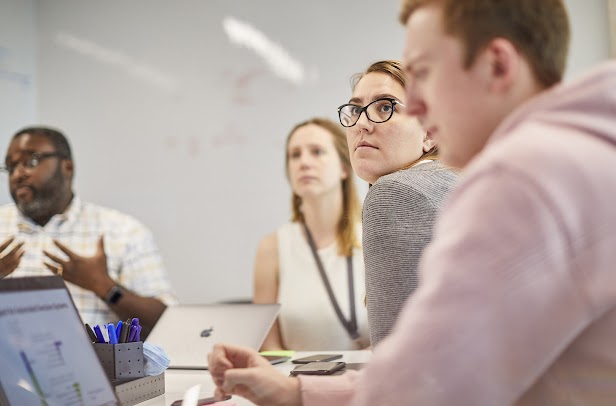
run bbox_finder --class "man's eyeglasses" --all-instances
[1,152,67,175]
[337,97,405,128]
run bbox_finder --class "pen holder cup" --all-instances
[94,342,145,381]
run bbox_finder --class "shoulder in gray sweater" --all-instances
[363,161,458,346]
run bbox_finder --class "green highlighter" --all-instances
[259,350,295,365]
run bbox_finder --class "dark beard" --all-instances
[14,165,67,223]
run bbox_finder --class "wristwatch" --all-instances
[103,285,124,305]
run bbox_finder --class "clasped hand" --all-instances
[208,343,302,406]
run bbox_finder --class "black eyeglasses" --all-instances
[1,152,67,175]
[337,97,405,128]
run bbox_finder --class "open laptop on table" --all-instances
[0,276,119,406]
[146,303,280,369]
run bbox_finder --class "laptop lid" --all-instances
[146,303,280,369]
[0,276,119,406]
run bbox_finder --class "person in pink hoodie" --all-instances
[208,0,616,404]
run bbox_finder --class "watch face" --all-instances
[106,286,124,304]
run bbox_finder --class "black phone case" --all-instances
[289,361,346,376]
[291,354,343,364]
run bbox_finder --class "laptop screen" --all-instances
[0,276,118,406]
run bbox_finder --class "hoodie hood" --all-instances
[491,61,616,149]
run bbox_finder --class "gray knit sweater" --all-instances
[363,161,458,347]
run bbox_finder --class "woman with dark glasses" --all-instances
[340,60,458,347]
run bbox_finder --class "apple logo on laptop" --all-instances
[200,327,214,337]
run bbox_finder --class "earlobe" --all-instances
[422,131,436,152]
[63,160,74,178]
[494,60,506,77]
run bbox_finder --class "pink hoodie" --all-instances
[300,62,616,405]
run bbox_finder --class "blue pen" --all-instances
[93,325,106,344]
[107,323,118,344]
[130,318,139,327]
[115,320,123,340]
[136,325,142,342]
[128,325,138,342]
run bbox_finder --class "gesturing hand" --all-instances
[43,236,114,296]
[0,237,24,278]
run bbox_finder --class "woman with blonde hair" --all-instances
[209,60,458,403]
[253,117,370,351]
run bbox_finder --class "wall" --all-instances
[0,0,37,203]
[609,0,616,56]
[564,0,612,77]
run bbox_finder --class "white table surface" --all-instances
[139,350,372,406]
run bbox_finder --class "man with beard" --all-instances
[0,126,177,337]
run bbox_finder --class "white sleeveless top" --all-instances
[277,222,369,350]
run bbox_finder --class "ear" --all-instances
[62,159,74,180]
[422,131,436,153]
[341,166,349,181]
[480,38,520,93]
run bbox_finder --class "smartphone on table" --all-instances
[261,354,291,365]
[289,361,346,376]
[291,353,342,364]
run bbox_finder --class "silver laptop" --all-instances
[146,303,280,369]
[0,276,119,406]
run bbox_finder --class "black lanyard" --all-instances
[303,223,359,340]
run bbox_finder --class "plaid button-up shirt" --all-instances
[0,196,177,326]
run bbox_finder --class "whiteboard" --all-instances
[3,0,612,304]
[33,0,404,303]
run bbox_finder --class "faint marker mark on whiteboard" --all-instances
[232,69,264,105]
[0,46,32,90]
[212,124,247,147]
[188,136,201,158]
[163,135,202,158]
[0,69,31,90]
[208,68,262,147]
[164,135,180,150]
